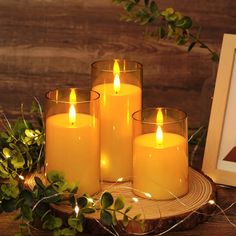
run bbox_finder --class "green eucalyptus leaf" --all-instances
[1,180,19,199]
[133,213,142,220]
[114,195,125,210]
[81,207,96,214]
[13,119,29,136]
[144,0,149,6]
[68,217,83,232]
[175,16,192,29]
[100,209,113,226]
[25,129,35,138]
[150,1,158,13]
[122,214,129,227]
[68,217,79,228]
[1,199,16,212]
[200,44,207,48]
[159,26,165,39]
[2,147,11,159]
[211,52,220,62]
[76,223,83,233]
[124,2,135,12]
[10,153,25,169]
[59,228,75,236]
[77,196,88,208]
[140,219,145,232]
[44,188,60,203]
[42,215,62,230]
[112,211,117,226]
[21,204,33,222]
[34,176,46,190]
[0,132,9,140]
[188,41,196,52]
[20,190,34,207]
[125,206,132,214]
[47,170,65,184]
[176,36,187,45]
[101,192,113,208]
[165,7,174,15]
[0,163,10,178]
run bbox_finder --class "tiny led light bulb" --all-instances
[117,177,123,182]
[74,205,80,216]
[208,200,215,205]
[144,192,152,198]
[19,175,24,180]
[132,197,139,203]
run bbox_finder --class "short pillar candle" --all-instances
[91,59,142,182]
[132,108,189,200]
[45,88,100,196]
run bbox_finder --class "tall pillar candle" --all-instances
[45,88,100,196]
[91,60,142,182]
[132,108,189,200]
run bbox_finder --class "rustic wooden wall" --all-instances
[0,0,236,127]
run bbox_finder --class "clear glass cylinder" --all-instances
[132,107,188,200]
[91,59,143,182]
[45,88,100,196]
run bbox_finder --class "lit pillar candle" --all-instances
[133,108,188,200]
[92,60,142,182]
[45,88,100,195]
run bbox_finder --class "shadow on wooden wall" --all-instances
[0,0,236,127]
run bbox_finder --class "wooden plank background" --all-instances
[0,0,236,127]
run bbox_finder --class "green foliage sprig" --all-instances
[0,98,45,179]
[1,170,141,236]
[0,101,141,236]
[113,0,219,62]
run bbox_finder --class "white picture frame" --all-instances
[202,34,236,186]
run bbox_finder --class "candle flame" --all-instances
[156,108,163,145]
[113,59,120,94]
[113,59,120,76]
[113,74,120,94]
[69,89,77,125]
[156,108,163,124]
[156,125,163,145]
[70,88,77,104]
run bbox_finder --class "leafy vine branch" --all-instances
[113,0,219,62]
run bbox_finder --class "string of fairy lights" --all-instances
[22,174,236,235]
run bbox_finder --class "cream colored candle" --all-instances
[46,113,100,195]
[45,88,100,196]
[93,83,141,182]
[133,132,188,200]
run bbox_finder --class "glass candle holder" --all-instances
[91,59,143,182]
[45,88,100,196]
[132,107,188,200]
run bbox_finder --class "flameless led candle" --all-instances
[91,60,142,182]
[132,108,189,200]
[45,88,100,195]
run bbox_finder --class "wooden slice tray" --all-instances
[53,168,216,235]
